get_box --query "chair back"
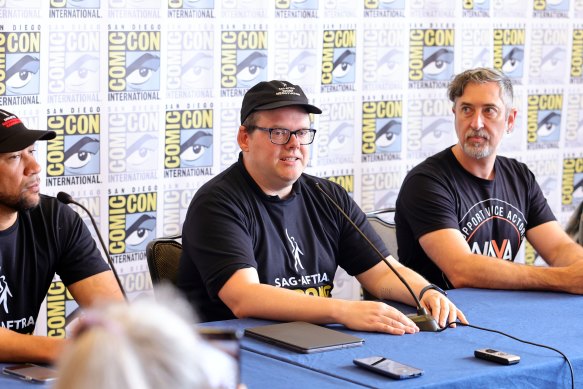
[146,235,182,286]
[366,208,398,261]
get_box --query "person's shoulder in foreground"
[0,108,124,363]
[395,67,583,294]
[178,80,467,333]
[55,286,240,389]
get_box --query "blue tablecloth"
[205,289,583,388]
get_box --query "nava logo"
[0,32,41,96]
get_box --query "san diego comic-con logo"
[46,111,102,186]
[362,98,402,162]
[527,93,562,149]
[109,191,157,263]
[48,28,100,102]
[529,25,568,85]
[220,27,268,97]
[108,29,161,101]
[108,106,159,183]
[493,27,526,83]
[316,99,355,165]
[164,108,214,177]
[273,25,318,93]
[0,30,41,105]
[166,25,214,99]
[321,28,356,92]
[362,23,406,91]
[361,169,401,212]
[408,26,454,89]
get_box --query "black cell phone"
[198,327,243,389]
[474,348,520,365]
[353,356,424,379]
[3,363,58,383]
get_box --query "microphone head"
[57,191,74,204]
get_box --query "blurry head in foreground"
[55,286,237,389]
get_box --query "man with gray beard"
[395,67,583,293]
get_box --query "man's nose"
[470,112,484,130]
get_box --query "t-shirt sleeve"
[181,191,256,299]
[54,203,110,286]
[397,171,460,240]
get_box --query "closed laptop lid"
[245,321,364,353]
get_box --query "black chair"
[146,234,182,286]
[365,208,398,261]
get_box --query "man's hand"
[337,300,419,335]
[420,290,468,328]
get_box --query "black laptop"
[245,321,364,354]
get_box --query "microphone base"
[407,313,440,332]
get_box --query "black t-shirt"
[0,195,110,334]
[177,154,387,322]
[395,147,556,289]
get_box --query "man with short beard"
[0,109,124,363]
[395,67,583,294]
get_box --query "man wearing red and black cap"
[178,81,466,333]
[0,109,124,363]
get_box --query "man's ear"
[506,108,518,134]
[238,125,249,152]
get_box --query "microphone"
[57,191,127,300]
[314,182,439,332]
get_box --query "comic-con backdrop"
[1,0,582,337]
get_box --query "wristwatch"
[419,284,447,301]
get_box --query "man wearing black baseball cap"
[0,109,124,363]
[178,81,466,332]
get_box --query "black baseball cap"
[0,109,55,153]
[240,80,322,124]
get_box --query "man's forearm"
[0,328,66,363]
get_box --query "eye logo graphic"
[409,28,454,87]
[494,28,526,81]
[321,29,357,89]
[164,109,214,171]
[0,32,41,97]
[46,113,101,178]
[527,93,563,147]
[109,193,157,257]
[220,30,268,95]
[108,31,161,94]
[362,100,403,161]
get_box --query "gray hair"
[55,286,236,389]
[447,67,514,114]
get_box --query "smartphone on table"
[353,356,424,379]
[3,363,58,383]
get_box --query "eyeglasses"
[247,126,317,145]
